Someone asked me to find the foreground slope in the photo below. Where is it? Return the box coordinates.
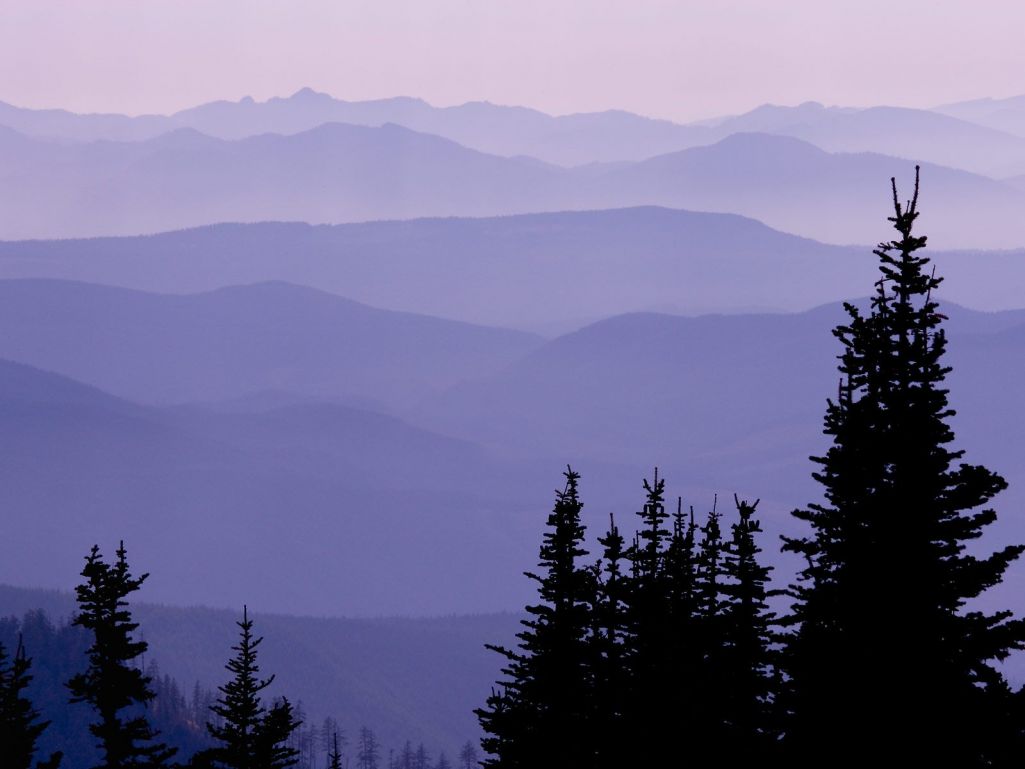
[0,584,518,761]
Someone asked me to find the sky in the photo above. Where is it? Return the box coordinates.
[2,0,1024,122]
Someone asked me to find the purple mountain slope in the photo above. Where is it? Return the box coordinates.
[935,94,1025,140]
[0,209,1022,333]
[0,279,542,408]
[0,358,576,616]
[712,103,1025,177]
[583,133,1025,248]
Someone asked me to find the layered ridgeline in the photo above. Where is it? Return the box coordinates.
[1,125,1024,246]
[0,278,1024,621]
[1,209,1025,333]
[5,89,1025,174]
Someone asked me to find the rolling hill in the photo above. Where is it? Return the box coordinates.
[0,209,1022,334]
[0,279,541,408]
[0,358,572,617]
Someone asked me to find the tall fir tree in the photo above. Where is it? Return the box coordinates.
[326,731,343,769]
[0,636,63,769]
[588,513,629,769]
[622,471,674,765]
[781,169,1025,767]
[66,541,176,769]
[196,607,299,769]
[477,467,594,768]
[660,499,701,761]
[719,497,778,762]
[689,506,729,764]
[252,698,300,769]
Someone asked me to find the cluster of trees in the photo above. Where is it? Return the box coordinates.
[476,469,777,767]
[477,171,1025,767]
[0,547,474,769]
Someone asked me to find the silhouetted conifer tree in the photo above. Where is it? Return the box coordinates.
[253,698,300,769]
[326,732,343,769]
[683,506,728,763]
[196,607,299,769]
[664,500,698,645]
[588,513,629,769]
[781,169,1025,767]
[0,636,63,769]
[319,718,342,762]
[720,497,777,761]
[477,467,593,768]
[67,541,176,769]
[622,471,674,765]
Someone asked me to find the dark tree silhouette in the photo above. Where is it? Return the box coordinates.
[66,541,175,769]
[326,731,343,769]
[687,505,729,763]
[720,497,778,761]
[477,467,593,768]
[0,636,62,769]
[253,698,300,769]
[588,513,629,769]
[196,607,299,769]
[781,168,1025,767]
[622,471,674,765]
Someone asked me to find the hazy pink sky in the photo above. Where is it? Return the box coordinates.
[3,0,1024,121]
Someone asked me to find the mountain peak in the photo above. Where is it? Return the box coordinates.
[289,87,331,102]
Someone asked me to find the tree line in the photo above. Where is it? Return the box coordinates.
[476,170,1025,768]
[0,545,479,769]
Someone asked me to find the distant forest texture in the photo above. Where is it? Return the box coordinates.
[4,171,1025,768]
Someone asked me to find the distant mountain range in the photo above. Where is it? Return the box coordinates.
[6,89,1025,174]
[1,119,1023,246]
[4,89,1025,245]
[0,212,1022,333]
[935,94,1025,144]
